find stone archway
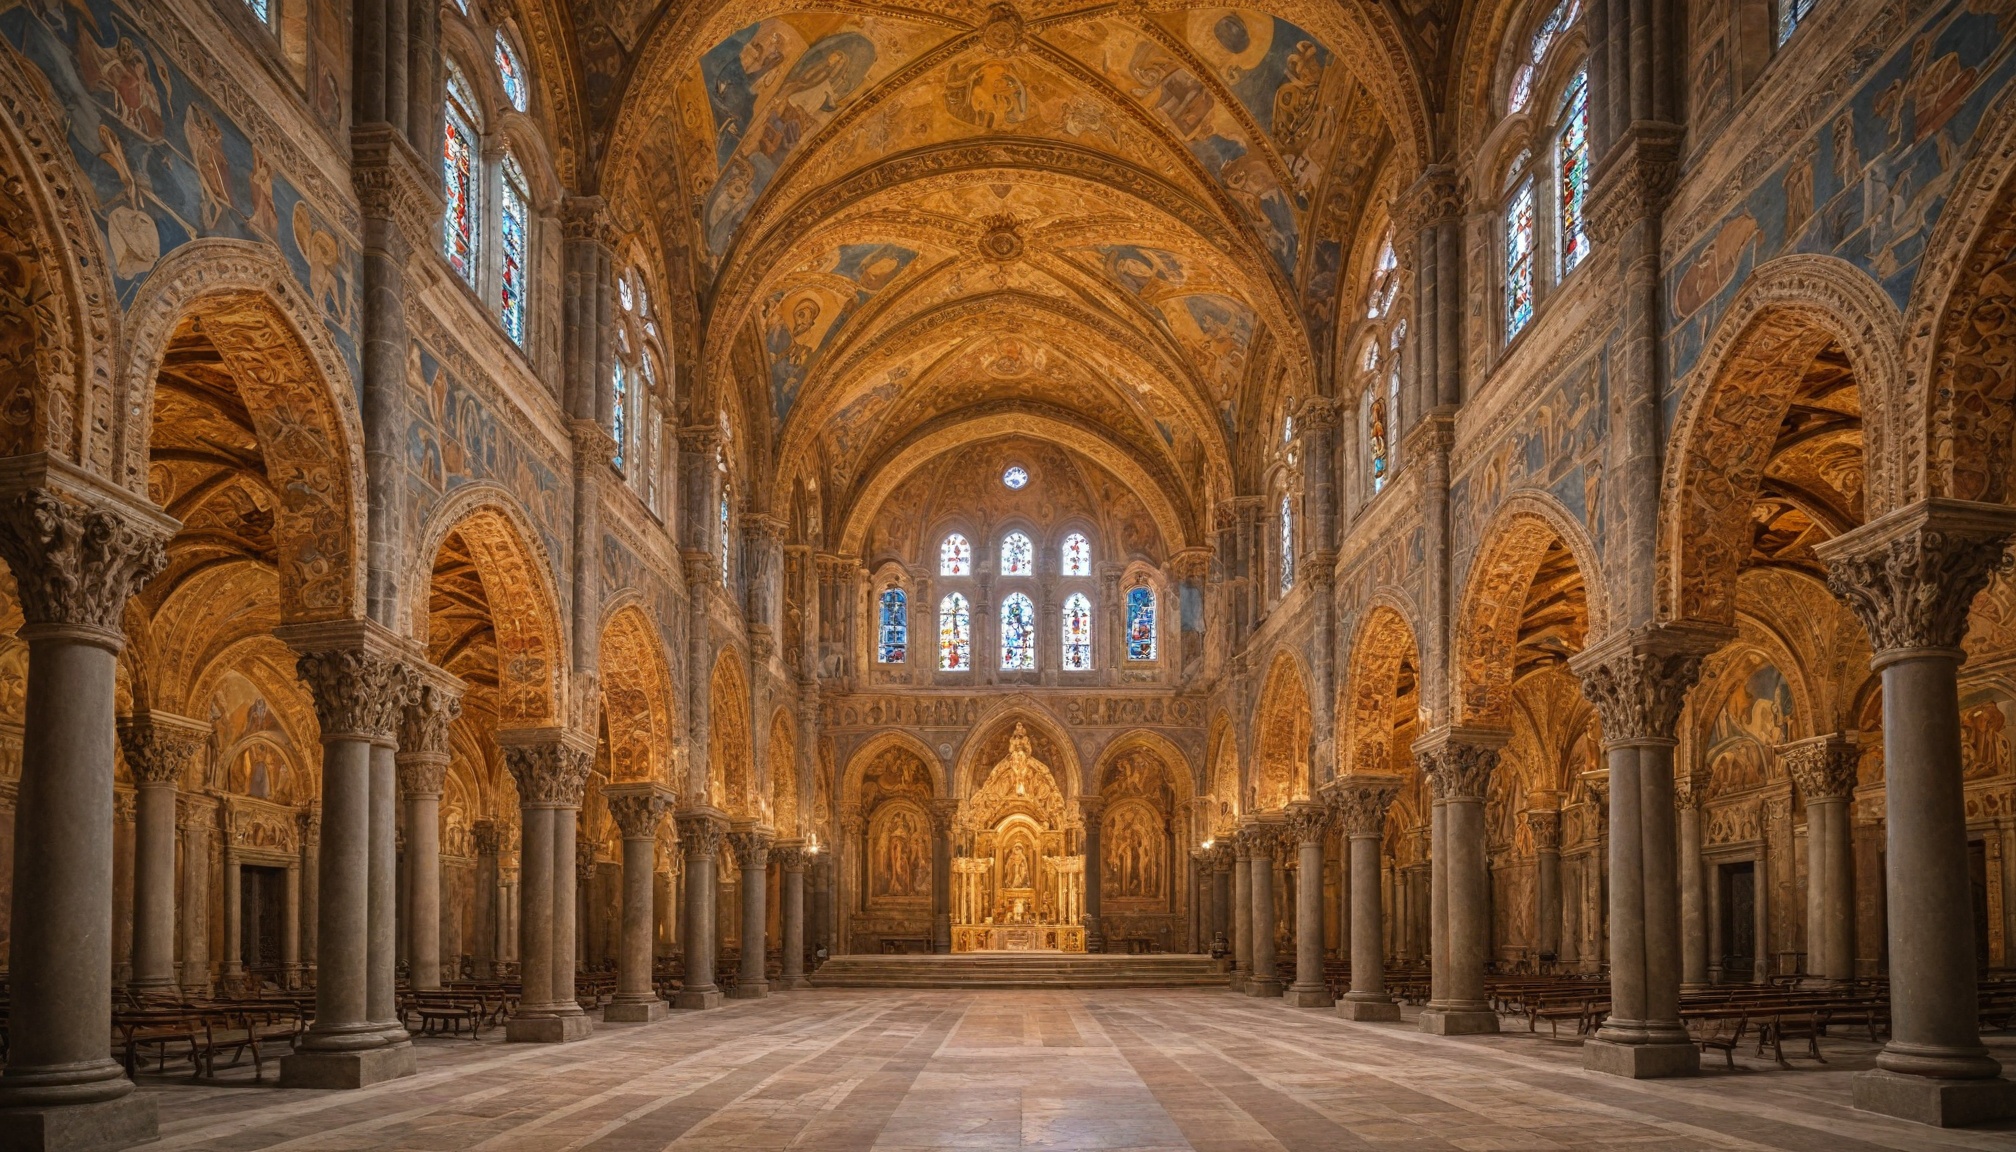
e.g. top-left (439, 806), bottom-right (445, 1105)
top-left (708, 650), bottom-right (755, 818)
top-left (1341, 602), bottom-right (1422, 776)
top-left (1453, 497), bottom-right (1601, 729)
top-left (598, 604), bottom-right (677, 787)
top-left (1254, 651), bottom-right (1312, 812)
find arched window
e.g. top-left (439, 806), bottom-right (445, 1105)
top-left (1366, 232), bottom-right (1399, 319)
top-left (1062, 592), bottom-right (1093, 670)
top-left (939, 534), bottom-right (971, 577)
top-left (877, 588), bottom-right (907, 664)
top-left (1126, 586), bottom-right (1157, 662)
top-left (1061, 533), bottom-right (1091, 577)
top-left (1000, 593), bottom-right (1036, 670)
top-left (1778, 0), bottom-right (1816, 44)
top-left (495, 31), bottom-right (527, 112)
top-left (1279, 493), bottom-right (1296, 593)
top-left (718, 489), bottom-right (732, 582)
top-left (1504, 177), bottom-right (1536, 339)
top-left (939, 593), bottom-right (971, 671)
top-left (1508, 0), bottom-right (1582, 113)
top-left (499, 150), bottom-right (529, 345)
top-left (614, 267), bottom-right (671, 514)
top-left (1366, 386), bottom-right (1390, 494)
top-left (441, 62), bottom-right (480, 283)
top-left (1000, 531), bottom-right (1033, 576)
top-left (610, 358), bottom-right (628, 472)
top-left (1556, 72), bottom-right (1590, 277)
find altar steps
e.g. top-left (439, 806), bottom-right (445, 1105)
top-left (809, 953), bottom-right (1229, 989)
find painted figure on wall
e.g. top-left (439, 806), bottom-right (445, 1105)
top-left (872, 803), bottom-right (930, 898)
top-left (1705, 655), bottom-right (1795, 793)
top-left (1960, 687), bottom-right (2014, 780)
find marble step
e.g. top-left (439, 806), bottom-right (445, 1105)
top-left (810, 953), bottom-right (1230, 988)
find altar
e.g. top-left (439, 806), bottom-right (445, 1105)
top-left (953, 924), bottom-right (1087, 952)
top-left (947, 724), bottom-right (1087, 954)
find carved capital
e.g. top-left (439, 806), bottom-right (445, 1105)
top-left (1814, 499), bottom-right (2016, 657)
top-left (1391, 164), bottom-right (1460, 239)
top-left (726, 826), bottom-right (774, 868)
top-left (296, 808), bottom-right (320, 841)
top-left (605, 784), bottom-right (672, 839)
top-left (472, 819), bottom-right (501, 856)
top-left (176, 793), bottom-right (216, 832)
top-left (118, 712), bottom-right (207, 787)
top-left (0, 464), bottom-right (174, 638)
top-left (350, 123), bottom-right (444, 261)
top-left (1524, 808), bottom-right (1562, 852)
top-left (294, 649), bottom-right (412, 743)
top-left (1411, 730), bottom-right (1503, 802)
top-left (1285, 800), bottom-right (1331, 845)
top-left (928, 797), bottom-right (961, 835)
top-left (1570, 624), bottom-right (1729, 746)
top-left (561, 195), bottom-right (614, 248)
top-left (1167, 547), bottom-right (1213, 583)
top-left (1324, 774), bottom-right (1402, 838)
top-left (1673, 772), bottom-right (1711, 810)
top-left (773, 843), bottom-right (811, 872)
top-left (499, 729), bottom-right (596, 808)
top-left (1586, 121), bottom-right (1684, 244)
top-left (398, 677), bottom-right (462, 766)
top-left (570, 418), bottom-right (617, 472)
top-left (676, 809), bottom-right (728, 859)
top-left (1779, 733), bottom-right (1859, 802)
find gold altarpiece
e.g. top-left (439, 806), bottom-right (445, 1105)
top-left (950, 724), bottom-right (1086, 952)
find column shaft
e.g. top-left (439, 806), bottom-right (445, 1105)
top-left (1286, 824), bottom-right (1332, 1007)
top-left (1341, 832), bottom-right (1398, 1019)
top-left (131, 781), bottom-right (179, 989)
top-left (1232, 852), bottom-right (1251, 988)
top-left (1247, 839), bottom-right (1281, 996)
top-left (366, 742), bottom-right (402, 1040)
top-left (404, 793), bottom-right (441, 990)
top-left (1678, 801), bottom-right (1706, 987)
top-left (780, 858), bottom-right (808, 989)
top-left (223, 854), bottom-right (243, 979)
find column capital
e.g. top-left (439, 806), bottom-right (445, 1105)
top-left (1167, 546), bottom-right (1213, 583)
top-left (396, 673), bottom-right (463, 796)
top-left (1285, 800), bottom-right (1331, 846)
top-left (772, 842), bottom-right (811, 872)
top-left (1779, 733), bottom-right (1859, 802)
top-left (605, 783), bottom-right (672, 839)
top-left (1569, 623), bottom-right (1731, 747)
top-left (176, 793), bottom-right (217, 832)
top-left (1580, 768), bottom-right (1611, 807)
top-left (296, 807), bottom-right (320, 840)
top-left (350, 123), bottom-right (444, 260)
top-left (1586, 120), bottom-right (1684, 243)
top-left (928, 797), bottom-right (961, 834)
top-left (676, 808), bottom-right (729, 859)
top-left (1411, 728), bottom-right (1505, 801)
top-left (498, 728), bottom-right (596, 809)
top-left (1673, 772), bottom-right (1711, 810)
top-left (725, 824), bottom-right (774, 866)
top-left (472, 819), bottom-right (501, 856)
top-left (1399, 406), bottom-right (1456, 459)
top-left (559, 194), bottom-right (615, 249)
top-left (1813, 498), bottom-right (2016, 658)
top-left (118, 710), bottom-right (208, 786)
top-left (569, 417), bottom-right (617, 472)
top-left (1390, 163), bottom-right (1460, 238)
top-left (0, 456), bottom-right (176, 641)
top-left (1524, 807), bottom-right (1563, 852)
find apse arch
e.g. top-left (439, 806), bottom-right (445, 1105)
top-left (840, 729), bottom-right (946, 808)
top-left (118, 239), bottom-right (368, 623)
top-left (1091, 730), bottom-right (1199, 804)
top-left (1660, 253), bottom-right (1903, 627)
top-left (953, 700), bottom-right (1082, 799)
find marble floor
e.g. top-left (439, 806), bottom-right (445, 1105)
top-left (142, 989), bottom-right (2016, 1151)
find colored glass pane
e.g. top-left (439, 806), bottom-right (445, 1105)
top-left (618, 273), bottom-right (634, 312)
top-left (1126, 586), bottom-right (1157, 662)
top-left (640, 348), bottom-right (657, 389)
top-left (499, 152), bottom-right (528, 345)
top-left (1368, 386), bottom-right (1389, 494)
top-left (1003, 465), bottom-right (1028, 489)
top-left (1000, 593), bottom-right (1036, 670)
top-left (1509, 63), bottom-right (1534, 113)
top-left (441, 92), bottom-right (476, 283)
top-left (496, 32), bottom-right (527, 112)
top-left (611, 359), bottom-right (627, 471)
top-left (1779, 0), bottom-right (1815, 44)
top-left (247, 0), bottom-right (269, 23)
top-left (939, 534), bottom-right (971, 576)
top-left (1062, 592), bottom-right (1092, 670)
top-left (1280, 494), bottom-right (1295, 593)
top-left (939, 593), bottom-right (971, 670)
top-left (1362, 338), bottom-right (1379, 372)
top-left (878, 589), bottom-right (907, 664)
top-left (1062, 533), bottom-right (1091, 576)
top-left (1558, 73), bottom-right (1590, 276)
top-left (719, 491), bottom-right (732, 580)
top-left (1505, 180), bottom-right (1536, 338)
top-left (1000, 532), bottom-right (1033, 576)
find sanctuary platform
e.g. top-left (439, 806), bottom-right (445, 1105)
top-left (810, 952), bottom-right (1228, 989)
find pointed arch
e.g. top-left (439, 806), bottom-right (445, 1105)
top-left (708, 648), bottom-right (755, 816)
top-left (954, 700), bottom-right (1081, 798)
top-left (1453, 491), bottom-right (1607, 729)
top-left (1253, 649), bottom-right (1312, 812)
top-left (769, 706), bottom-right (800, 836)
top-left (598, 603), bottom-right (678, 787)
top-left (1340, 599), bottom-right (1423, 776)
top-left (413, 488), bottom-right (567, 726)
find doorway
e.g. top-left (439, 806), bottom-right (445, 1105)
top-left (240, 865), bottom-right (287, 976)
top-left (1718, 861), bottom-right (1756, 980)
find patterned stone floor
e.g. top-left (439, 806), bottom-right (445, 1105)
top-left (141, 989), bottom-right (2016, 1150)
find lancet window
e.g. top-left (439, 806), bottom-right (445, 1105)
top-left (878, 588), bottom-right (907, 664)
top-left (1000, 593), bottom-right (1036, 671)
top-left (1126, 585), bottom-right (1157, 662)
top-left (940, 593), bottom-right (972, 671)
top-left (1062, 592), bottom-right (1093, 671)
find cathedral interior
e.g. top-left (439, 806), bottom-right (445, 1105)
top-left (0, 0), bottom-right (2014, 1147)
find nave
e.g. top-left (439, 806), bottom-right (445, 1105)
top-left (132, 989), bottom-right (2016, 1151)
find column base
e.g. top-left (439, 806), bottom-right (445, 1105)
top-left (728, 980), bottom-right (769, 999)
top-left (603, 997), bottom-right (669, 1023)
top-left (0, 1093), bottom-right (157, 1152)
top-left (776, 974), bottom-right (811, 990)
top-left (1244, 976), bottom-right (1283, 997)
top-left (1852, 1070), bottom-right (2016, 1128)
top-left (505, 1013), bottom-right (594, 1043)
top-left (279, 1043), bottom-right (417, 1089)
top-left (1418, 1007), bottom-right (1499, 1035)
top-left (1284, 984), bottom-right (1334, 1008)
top-left (1582, 1038), bottom-right (1700, 1079)
top-left (1338, 995), bottom-right (1401, 1021)
top-left (1226, 972), bottom-right (1246, 993)
top-left (674, 986), bottom-right (724, 1010)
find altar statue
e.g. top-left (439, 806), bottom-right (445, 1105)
top-left (1004, 841), bottom-right (1031, 888)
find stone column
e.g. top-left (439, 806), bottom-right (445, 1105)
top-left (775, 845), bottom-right (810, 988)
top-left (1815, 501), bottom-right (2016, 1124)
top-left (177, 798), bottom-right (212, 996)
top-left (1285, 803), bottom-right (1333, 1006)
top-left (1080, 797), bottom-right (1105, 953)
top-left (367, 733), bottom-right (401, 1042)
top-left (1782, 734), bottom-right (1858, 984)
top-left (1527, 804), bottom-right (1563, 965)
top-left (604, 785), bottom-right (671, 1021)
top-left (1329, 776), bottom-right (1403, 1020)
top-left (279, 633), bottom-right (417, 1089)
top-left (675, 809), bottom-right (727, 1008)
top-left (727, 826), bottom-right (773, 998)
top-left (1561, 854), bottom-right (1582, 968)
top-left (1675, 775), bottom-right (1709, 989)
top-left (1246, 826), bottom-right (1282, 997)
top-left (930, 799), bottom-right (957, 954)
top-left (117, 712), bottom-right (204, 994)
top-left (397, 679), bottom-right (459, 990)
top-left (500, 731), bottom-right (596, 1043)
top-left (1572, 625), bottom-right (1725, 1079)
top-left (472, 821), bottom-right (499, 975)
top-left (1209, 844), bottom-right (1232, 957)
top-left (222, 850), bottom-right (243, 983)
top-left (1414, 731), bottom-right (1500, 1035)
top-left (297, 810), bottom-right (319, 986)
top-left (1231, 840), bottom-right (1252, 991)
top-left (0, 472), bottom-right (171, 1149)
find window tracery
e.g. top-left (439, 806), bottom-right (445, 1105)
top-left (878, 588), bottom-right (907, 664)
top-left (1000, 593), bottom-right (1036, 671)
top-left (1062, 533), bottom-right (1091, 577)
top-left (1126, 585), bottom-right (1157, 662)
top-left (939, 593), bottom-right (971, 671)
top-left (1505, 177), bottom-right (1537, 339)
top-left (495, 31), bottom-right (527, 112)
top-left (1062, 592), bottom-right (1093, 671)
top-left (1279, 494), bottom-right (1296, 594)
top-left (612, 267), bottom-right (671, 514)
top-left (940, 534), bottom-right (972, 577)
top-left (1000, 532), bottom-right (1033, 577)
top-left (1557, 72), bottom-right (1590, 277)
top-left (442, 61), bottom-right (479, 284)
top-left (499, 151), bottom-right (528, 345)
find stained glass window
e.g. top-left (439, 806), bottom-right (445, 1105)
top-left (1367, 232), bottom-right (1399, 319)
top-left (1000, 593), bottom-right (1036, 670)
top-left (639, 348), bottom-right (657, 389)
top-left (1003, 465), bottom-right (1028, 489)
top-left (939, 534), bottom-right (971, 576)
top-left (1367, 385), bottom-right (1389, 494)
top-left (442, 64), bottom-right (478, 284)
top-left (1509, 64), bottom-right (1534, 113)
top-left (718, 490), bottom-right (731, 581)
top-left (878, 588), bottom-right (907, 664)
top-left (1126, 586), bottom-right (1157, 662)
top-left (496, 32), bottom-right (527, 112)
top-left (1062, 592), bottom-right (1092, 670)
top-left (1778, 0), bottom-right (1816, 44)
top-left (618, 273), bottom-right (634, 312)
top-left (939, 593), bottom-right (971, 671)
top-left (1000, 531), bottom-right (1033, 576)
top-left (499, 151), bottom-right (529, 345)
top-left (1279, 494), bottom-right (1295, 593)
top-left (246, 0), bottom-right (270, 23)
top-left (1062, 533), bottom-right (1091, 577)
top-left (610, 359), bottom-right (627, 471)
top-left (1362, 338), bottom-right (1380, 372)
top-left (1557, 72), bottom-right (1590, 277)
top-left (1505, 179), bottom-right (1536, 339)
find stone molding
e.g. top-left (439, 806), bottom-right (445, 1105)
top-left (605, 784), bottom-right (672, 839)
top-left (118, 711), bottom-right (208, 786)
top-left (498, 729), bottom-right (596, 809)
top-left (1586, 121), bottom-right (1684, 244)
top-left (1814, 499), bottom-right (2016, 657)
top-left (1779, 734), bottom-right (1859, 801)
top-left (1569, 624), bottom-right (1730, 747)
top-left (0, 458), bottom-right (175, 637)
